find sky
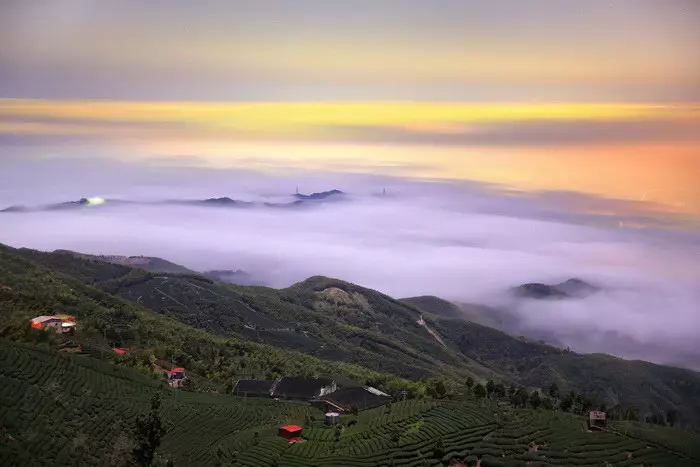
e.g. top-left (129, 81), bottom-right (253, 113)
top-left (1, 1), bottom-right (699, 368)
top-left (1, 0), bottom-right (699, 217)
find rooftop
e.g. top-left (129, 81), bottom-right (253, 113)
top-left (320, 386), bottom-right (390, 411)
top-left (233, 379), bottom-right (277, 395)
top-left (31, 316), bottom-right (62, 323)
top-left (280, 425), bottom-right (302, 432)
top-left (273, 376), bottom-right (334, 399)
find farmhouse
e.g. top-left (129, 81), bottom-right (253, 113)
top-left (271, 376), bottom-right (337, 400)
top-left (278, 425), bottom-right (303, 443)
top-left (588, 411), bottom-right (607, 429)
top-left (30, 315), bottom-right (77, 333)
top-left (168, 368), bottom-right (186, 387)
top-left (232, 379), bottom-right (277, 397)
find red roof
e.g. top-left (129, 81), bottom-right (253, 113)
top-left (112, 348), bottom-right (127, 355)
top-left (171, 368), bottom-right (185, 373)
top-left (280, 425), bottom-right (302, 433)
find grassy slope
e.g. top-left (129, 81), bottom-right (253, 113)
top-left (399, 296), bottom-right (466, 319)
top-left (0, 245), bottom-right (411, 393)
top-left (4, 244), bottom-right (700, 427)
top-left (9, 246), bottom-right (496, 382)
top-left (1, 340), bottom-right (698, 467)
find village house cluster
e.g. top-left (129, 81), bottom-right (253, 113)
top-left (232, 376), bottom-right (391, 442)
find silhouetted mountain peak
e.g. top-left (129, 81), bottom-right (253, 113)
top-left (514, 278), bottom-right (600, 299)
top-left (202, 269), bottom-right (267, 286)
top-left (294, 189), bottom-right (345, 200)
top-left (202, 197), bottom-right (237, 204)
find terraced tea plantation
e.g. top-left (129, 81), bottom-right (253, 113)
top-left (0, 341), bottom-right (311, 466)
top-left (238, 401), bottom-right (699, 467)
top-left (1, 340), bottom-right (698, 466)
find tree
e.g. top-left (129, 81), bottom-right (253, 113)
top-left (666, 409), bottom-right (678, 427)
top-left (646, 412), bottom-right (666, 426)
top-left (541, 396), bottom-right (554, 411)
top-left (529, 391), bottom-right (541, 410)
top-left (465, 377), bottom-right (475, 392)
top-left (473, 383), bottom-right (486, 399)
top-left (428, 379), bottom-right (447, 399)
top-left (132, 393), bottom-right (167, 467)
top-left (494, 383), bottom-right (506, 398)
top-left (510, 387), bottom-right (528, 408)
top-left (486, 380), bottom-right (495, 397)
top-left (548, 383), bottom-right (560, 400)
top-left (560, 395), bottom-right (573, 412)
top-left (579, 396), bottom-right (593, 415)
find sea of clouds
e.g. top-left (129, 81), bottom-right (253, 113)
top-left (1, 155), bottom-right (699, 370)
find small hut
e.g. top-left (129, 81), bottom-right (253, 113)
top-left (588, 411), bottom-right (607, 429)
top-left (279, 425), bottom-right (303, 443)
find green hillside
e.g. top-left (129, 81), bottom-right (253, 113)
top-left (4, 244), bottom-right (700, 426)
top-left (53, 250), bottom-right (199, 275)
top-left (401, 296), bottom-right (509, 330)
top-left (399, 296), bottom-right (466, 319)
top-left (1, 340), bottom-right (698, 467)
top-left (0, 244), bottom-right (414, 395)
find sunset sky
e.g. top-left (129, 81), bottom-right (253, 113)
top-left (1, 0), bottom-right (699, 217)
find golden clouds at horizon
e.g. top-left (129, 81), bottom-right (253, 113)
top-left (2, 100), bottom-right (698, 129)
top-left (1, 99), bottom-right (698, 217)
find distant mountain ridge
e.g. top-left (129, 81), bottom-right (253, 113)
top-left (0, 189), bottom-right (347, 213)
top-left (53, 250), bottom-right (198, 275)
top-left (514, 278), bottom-right (602, 299)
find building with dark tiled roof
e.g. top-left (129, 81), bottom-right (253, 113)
top-left (311, 386), bottom-right (390, 412)
top-left (232, 379), bottom-right (278, 397)
top-left (272, 376), bottom-right (337, 400)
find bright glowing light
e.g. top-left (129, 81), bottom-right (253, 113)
top-left (87, 197), bottom-right (106, 206)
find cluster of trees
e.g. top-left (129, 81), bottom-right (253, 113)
top-left (464, 378), bottom-right (597, 415)
top-left (646, 409), bottom-right (679, 427)
top-left (462, 378), bottom-right (686, 429)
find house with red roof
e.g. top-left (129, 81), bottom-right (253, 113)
top-left (168, 368), bottom-right (186, 387)
top-left (278, 425), bottom-right (303, 443)
top-left (30, 315), bottom-right (76, 334)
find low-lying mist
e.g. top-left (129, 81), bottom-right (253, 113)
top-left (1, 158), bottom-right (699, 370)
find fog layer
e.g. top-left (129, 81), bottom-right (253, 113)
top-left (1, 158), bottom-right (698, 370)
